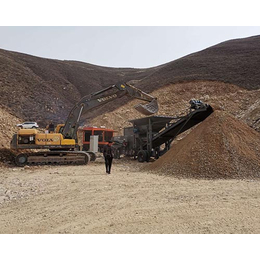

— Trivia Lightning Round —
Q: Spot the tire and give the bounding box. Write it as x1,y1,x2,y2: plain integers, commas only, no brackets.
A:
32,126,36,129
137,150,147,163
15,154,28,167
145,150,151,162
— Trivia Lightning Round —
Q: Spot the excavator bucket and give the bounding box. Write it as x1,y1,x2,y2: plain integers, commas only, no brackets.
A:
134,99,159,115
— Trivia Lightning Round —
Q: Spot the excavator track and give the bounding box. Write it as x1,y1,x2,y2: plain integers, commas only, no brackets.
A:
15,151,91,167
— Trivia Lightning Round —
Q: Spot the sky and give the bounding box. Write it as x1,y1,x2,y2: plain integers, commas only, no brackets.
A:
0,26,260,68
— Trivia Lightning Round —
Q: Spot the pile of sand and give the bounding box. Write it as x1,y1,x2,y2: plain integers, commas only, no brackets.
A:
147,111,260,179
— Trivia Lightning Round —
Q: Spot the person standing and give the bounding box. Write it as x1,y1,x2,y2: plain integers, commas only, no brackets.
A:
103,140,114,174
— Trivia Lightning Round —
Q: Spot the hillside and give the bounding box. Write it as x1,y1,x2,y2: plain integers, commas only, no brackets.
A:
0,48,156,125
136,35,260,92
90,81,260,133
0,105,21,148
0,35,260,126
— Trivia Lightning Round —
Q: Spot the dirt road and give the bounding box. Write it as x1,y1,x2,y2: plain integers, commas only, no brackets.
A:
0,158,260,234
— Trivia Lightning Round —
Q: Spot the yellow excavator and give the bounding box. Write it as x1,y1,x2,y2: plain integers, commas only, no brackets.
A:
10,82,158,166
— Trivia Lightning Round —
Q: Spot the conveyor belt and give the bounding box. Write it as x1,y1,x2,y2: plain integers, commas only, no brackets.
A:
145,105,213,149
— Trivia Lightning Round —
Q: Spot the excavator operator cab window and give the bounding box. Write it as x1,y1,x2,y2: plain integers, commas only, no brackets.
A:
84,130,92,142
94,130,103,142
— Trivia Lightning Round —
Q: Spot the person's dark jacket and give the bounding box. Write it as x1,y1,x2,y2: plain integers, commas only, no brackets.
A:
103,144,114,158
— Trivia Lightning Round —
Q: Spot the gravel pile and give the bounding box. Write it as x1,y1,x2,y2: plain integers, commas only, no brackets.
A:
147,111,260,179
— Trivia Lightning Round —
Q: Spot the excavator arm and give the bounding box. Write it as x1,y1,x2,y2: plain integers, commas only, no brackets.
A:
61,82,158,140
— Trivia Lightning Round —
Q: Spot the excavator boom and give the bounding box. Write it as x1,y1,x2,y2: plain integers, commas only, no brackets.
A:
62,82,158,140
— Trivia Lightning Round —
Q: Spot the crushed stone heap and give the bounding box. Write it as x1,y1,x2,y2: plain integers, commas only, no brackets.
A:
147,111,260,179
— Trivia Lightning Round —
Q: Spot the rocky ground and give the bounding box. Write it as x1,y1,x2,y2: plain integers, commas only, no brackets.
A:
0,157,260,234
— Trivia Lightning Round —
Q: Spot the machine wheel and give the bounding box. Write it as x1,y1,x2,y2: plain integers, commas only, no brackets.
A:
145,150,151,162
137,150,147,163
87,152,96,162
15,154,28,167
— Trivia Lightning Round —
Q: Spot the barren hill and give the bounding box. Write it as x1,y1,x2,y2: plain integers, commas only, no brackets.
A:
0,35,260,126
136,35,260,92
0,48,156,125
146,111,260,179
